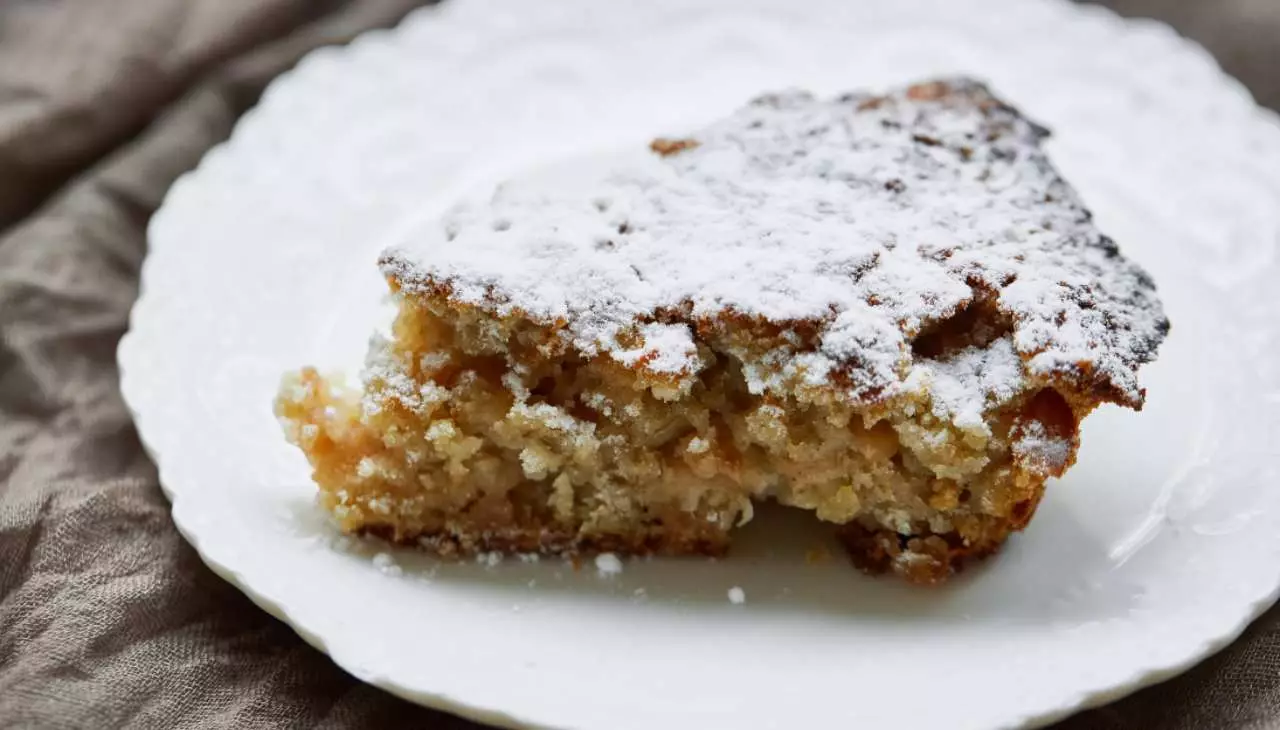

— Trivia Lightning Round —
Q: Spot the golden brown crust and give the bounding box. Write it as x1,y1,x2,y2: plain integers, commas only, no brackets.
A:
840,523,1008,585
839,476,1047,584
361,522,731,559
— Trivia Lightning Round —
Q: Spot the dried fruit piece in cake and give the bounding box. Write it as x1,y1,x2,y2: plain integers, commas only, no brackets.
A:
275,78,1169,582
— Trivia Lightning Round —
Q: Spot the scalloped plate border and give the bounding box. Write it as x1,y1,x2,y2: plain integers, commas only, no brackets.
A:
119,1,1280,728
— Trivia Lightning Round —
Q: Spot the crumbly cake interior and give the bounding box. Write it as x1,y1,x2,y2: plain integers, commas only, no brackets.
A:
278,288,1085,583
275,78,1168,582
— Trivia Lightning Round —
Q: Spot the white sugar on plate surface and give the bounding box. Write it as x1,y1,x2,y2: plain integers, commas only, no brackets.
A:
595,553,624,576
372,552,402,577
727,586,746,605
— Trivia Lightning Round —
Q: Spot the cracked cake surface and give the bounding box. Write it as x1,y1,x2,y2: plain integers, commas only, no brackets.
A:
276,78,1169,583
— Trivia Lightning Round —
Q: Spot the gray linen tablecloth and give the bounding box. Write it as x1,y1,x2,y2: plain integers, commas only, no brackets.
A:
1,1,1277,727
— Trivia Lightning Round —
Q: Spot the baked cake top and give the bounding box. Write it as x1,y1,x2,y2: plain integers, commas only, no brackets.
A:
381,78,1169,409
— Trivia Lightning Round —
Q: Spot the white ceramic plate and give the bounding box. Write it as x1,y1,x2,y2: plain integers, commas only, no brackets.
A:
118,1,1280,728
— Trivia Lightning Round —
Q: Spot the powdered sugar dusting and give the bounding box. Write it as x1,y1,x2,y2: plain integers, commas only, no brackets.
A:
910,337,1024,432
382,78,1167,409
613,322,699,374
1013,419,1074,475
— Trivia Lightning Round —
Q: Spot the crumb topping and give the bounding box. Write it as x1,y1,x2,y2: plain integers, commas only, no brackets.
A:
382,78,1167,409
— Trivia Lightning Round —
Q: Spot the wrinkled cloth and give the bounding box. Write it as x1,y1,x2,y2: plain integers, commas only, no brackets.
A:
0,1,1277,728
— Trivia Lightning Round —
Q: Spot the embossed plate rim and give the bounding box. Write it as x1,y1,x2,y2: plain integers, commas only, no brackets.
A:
120,1,1280,728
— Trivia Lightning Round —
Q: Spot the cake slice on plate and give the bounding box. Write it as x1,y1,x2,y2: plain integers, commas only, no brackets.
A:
275,78,1168,582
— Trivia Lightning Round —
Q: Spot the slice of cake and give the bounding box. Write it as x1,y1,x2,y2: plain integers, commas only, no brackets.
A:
275,78,1168,583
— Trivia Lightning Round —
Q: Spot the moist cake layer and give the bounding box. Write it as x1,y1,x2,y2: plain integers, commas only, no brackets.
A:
276,78,1169,582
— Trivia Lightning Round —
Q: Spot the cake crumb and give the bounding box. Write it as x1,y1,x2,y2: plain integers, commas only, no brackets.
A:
805,547,832,564
595,552,624,576
727,586,746,604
